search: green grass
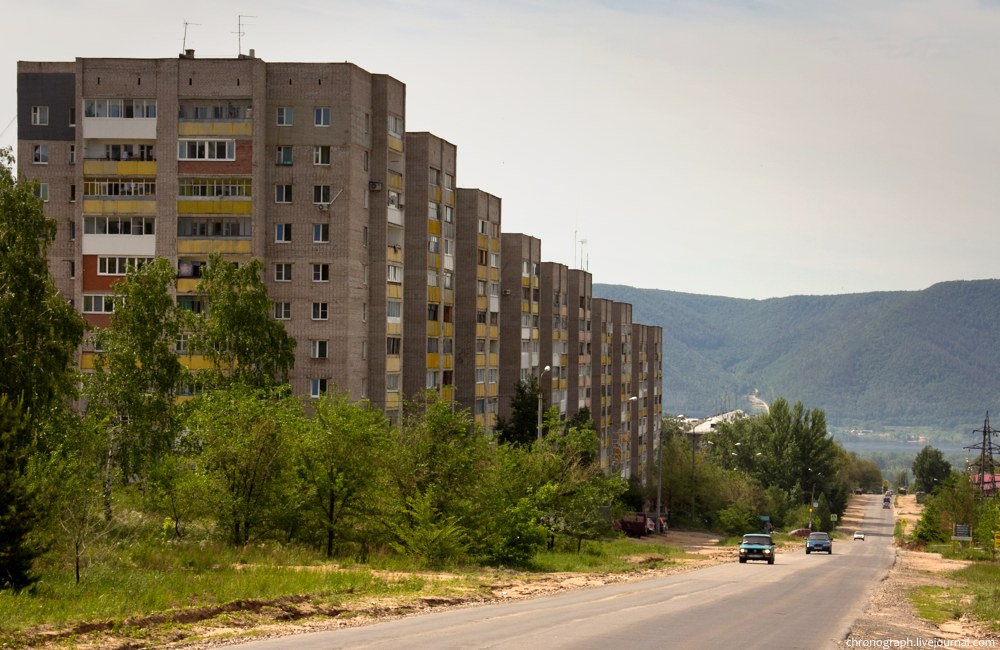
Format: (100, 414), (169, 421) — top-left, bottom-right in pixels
(907, 561), (1000, 632)
(910, 585), (964, 624)
(525, 537), (692, 573)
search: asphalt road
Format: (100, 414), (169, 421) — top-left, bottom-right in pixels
(236, 495), (894, 650)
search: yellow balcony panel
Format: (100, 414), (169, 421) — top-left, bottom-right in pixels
(387, 322), (402, 336)
(177, 278), (200, 293)
(386, 357), (402, 372)
(428, 219), (442, 236)
(388, 171), (404, 191)
(489, 326), (499, 339)
(441, 386), (455, 402)
(177, 199), (253, 215)
(388, 135), (404, 154)
(387, 284), (403, 300)
(442, 289), (453, 304)
(426, 352), (440, 367)
(441, 355), (453, 370)
(477, 266), (488, 280)
(178, 122), (253, 137)
(387, 245), (403, 262)
(489, 353), (499, 366)
(176, 239), (252, 255)
(427, 321), (440, 337)
(490, 268), (500, 281)
(83, 199), (156, 215)
(433, 187), (441, 202)
(385, 392), (401, 408)
(442, 323), (453, 337)
(80, 352), (97, 370)
(476, 323), (487, 337)
(475, 384), (486, 398)
(180, 354), (215, 370)
(83, 160), (157, 176)
(427, 286), (441, 303)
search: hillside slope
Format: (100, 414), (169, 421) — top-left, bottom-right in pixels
(594, 280), (1000, 429)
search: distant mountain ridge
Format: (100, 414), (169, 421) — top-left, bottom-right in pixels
(594, 280), (1000, 431)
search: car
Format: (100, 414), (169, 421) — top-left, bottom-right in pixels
(883, 502), (891, 509)
(806, 531), (833, 554)
(739, 533), (776, 564)
(853, 530), (865, 541)
(788, 528), (813, 538)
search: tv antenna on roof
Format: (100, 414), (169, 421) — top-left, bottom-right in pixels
(236, 15), (257, 56)
(181, 21), (201, 52)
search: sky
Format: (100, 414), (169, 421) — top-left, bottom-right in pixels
(3, 0), (999, 300)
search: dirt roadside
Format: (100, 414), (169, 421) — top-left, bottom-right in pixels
(836, 494), (998, 646)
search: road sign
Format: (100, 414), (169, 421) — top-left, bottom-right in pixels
(994, 533), (1000, 550)
(830, 514), (838, 522)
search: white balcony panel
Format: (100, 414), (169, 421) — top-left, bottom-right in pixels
(387, 206), (404, 226)
(83, 117), (157, 140)
(82, 234), (156, 256)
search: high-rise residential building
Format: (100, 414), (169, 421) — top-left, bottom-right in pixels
(498, 233), (542, 424)
(455, 188), (502, 433)
(402, 133), (456, 404)
(17, 54), (406, 418)
(539, 262), (569, 421)
(566, 269), (593, 419)
(592, 298), (636, 475)
(633, 323), (664, 482)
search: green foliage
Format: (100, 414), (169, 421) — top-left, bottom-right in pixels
(192, 254), (296, 387)
(718, 501), (757, 537)
(496, 377), (541, 446)
(912, 498), (947, 543)
(389, 489), (469, 568)
(911, 446), (952, 493)
(0, 397), (43, 590)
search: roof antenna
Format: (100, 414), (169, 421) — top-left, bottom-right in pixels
(236, 15), (257, 56)
(182, 21), (200, 53)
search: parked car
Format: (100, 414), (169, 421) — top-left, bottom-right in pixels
(806, 531), (833, 554)
(883, 501), (891, 509)
(853, 530), (865, 541)
(739, 533), (776, 564)
(788, 528), (812, 538)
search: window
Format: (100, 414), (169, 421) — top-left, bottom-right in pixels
(477, 280), (487, 296)
(312, 302), (328, 320)
(310, 378), (328, 398)
(313, 146), (330, 165)
(313, 223), (329, 243)
(388, 191), (401, 208)
(387, 263), (402, 283)
(476, 368), (486, 384)
(31, 106), (49, 126)
(427, 338), (439, 353)
(478, 249), (488, 266)
(386, 337), (401, 355)
(66, 260), (75, 279)
(275, 185), (293, 203)
(387, 300), (402, 322)
(313, 185), (331, 204)
(276, 146), (293, 165)
(444, 205), (454, 223)
(311, 340), (328, 359)
(35, 183), (49, 202)
(314, 107), (330, 126)
(429, 168), (440, 186)
(177, 140), (235, 160)
(98, 256), (151, 275)
(476, 338), (486, 353)
(275, 263), (292, 282)
(275, 223), (292, 242)
(85, 216), (155, 235)
(427, 303), (439, 321)
(177, 296), (205, 313)
(68, 145), (76, 165)
(68, 107), (76, 127)
(428, 236), (440, 253)
(388, 114), (403, 137)
(426, 371), (440, 390)
(277, 107), (293, 126)
(312, 264), (329, 282)
(33, 145), (48, 164)
(490, 252), (500, 268)
(83, 294), (115, 313)
(175, 334), (189, 354)
(428, 202), (440, 220)
(178, 178), (252, 198)
(273, 301), (291, 320)
(444, 173), (454, 190)
(427, 271), (438, 287)
(386, 373), (400, 392)
(443, 271), (453, 289)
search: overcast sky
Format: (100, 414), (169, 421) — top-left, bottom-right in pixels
(3, 0), (999, 299)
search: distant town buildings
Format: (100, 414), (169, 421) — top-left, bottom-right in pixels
(16, 51), (662, 478)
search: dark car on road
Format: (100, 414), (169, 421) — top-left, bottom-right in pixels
(806, 531), (833, 554)
(739, 534), (776, 564)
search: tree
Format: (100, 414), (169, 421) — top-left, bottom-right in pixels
(297, 390), (389, 557)
(0, 149), (86, 589)
(84, 258), (188, 517)
(0, 148), (86, 424)
(185, 383), (304, 545)
(912, 446), (951, 493)
(193, 254), (296, 387)
(496, 378), (541, 446)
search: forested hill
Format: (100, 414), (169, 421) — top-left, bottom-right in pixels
(594, 280), (1000, 431)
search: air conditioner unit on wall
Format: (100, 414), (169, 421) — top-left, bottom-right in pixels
(368, 181), (383, 192)
(317, 203), (328, 211)
(502, 289), (512, 296)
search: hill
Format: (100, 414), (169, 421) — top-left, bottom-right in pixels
(594, 280), (1000, 433)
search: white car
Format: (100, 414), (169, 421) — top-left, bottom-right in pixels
(853, 530), (865, 541)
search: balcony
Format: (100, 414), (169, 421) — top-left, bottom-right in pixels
(84, 160), (157, 176)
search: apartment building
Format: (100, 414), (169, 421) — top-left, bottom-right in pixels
(17, 53), (406, 418)
(455, 188), (502, 432)
(18, 52), (661, 454)
(633, 323), (664, 482)
(402, 133), (457, 404)
(498, 233), (542, 424)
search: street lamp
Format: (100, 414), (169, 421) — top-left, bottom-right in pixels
(536, 365), (550, 441)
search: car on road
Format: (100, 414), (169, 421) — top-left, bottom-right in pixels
(883, 501), (891, 509)
(853, 530), (865, 541)
(739, 533), (776, 564)
(806, 531), (833, 554)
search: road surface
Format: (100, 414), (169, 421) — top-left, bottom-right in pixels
(236, 495), (894, 650)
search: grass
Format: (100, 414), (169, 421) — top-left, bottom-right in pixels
(0, 534), (698, 646)
(907, 560), (1000, 632)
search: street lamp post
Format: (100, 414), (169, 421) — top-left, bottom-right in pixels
(536, 365), (550, 441)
